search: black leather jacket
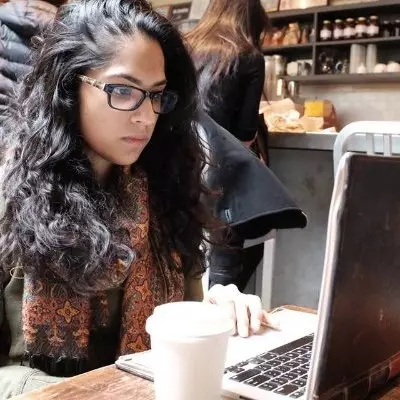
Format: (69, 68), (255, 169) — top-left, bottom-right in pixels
(198, 111), (307, 240)
(0, 0), (56, 122)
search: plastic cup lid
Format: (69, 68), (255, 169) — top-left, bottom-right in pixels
(146, 301), (235, 339)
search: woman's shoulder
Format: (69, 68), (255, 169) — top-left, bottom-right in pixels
(237, 50), (265, 71)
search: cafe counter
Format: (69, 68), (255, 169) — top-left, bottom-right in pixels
(266, 132), (336, 309)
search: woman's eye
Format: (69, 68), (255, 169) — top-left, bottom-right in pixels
(113, 86), (132, 96)
(152, 91), (163, 100)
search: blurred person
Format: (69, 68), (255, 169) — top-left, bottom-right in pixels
(186, 0), (271, 290)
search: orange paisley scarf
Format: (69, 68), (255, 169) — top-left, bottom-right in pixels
(21, 170), (185, 376)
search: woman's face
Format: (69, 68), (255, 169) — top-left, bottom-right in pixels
(79, 33), (166, 172)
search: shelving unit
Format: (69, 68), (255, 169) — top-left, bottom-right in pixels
(281, 72), (400, 85)
(314, 36), (400, 48)
(264, 0), (400, 84)
(268, 0), (400, 21)
(262, 43), (312, 54)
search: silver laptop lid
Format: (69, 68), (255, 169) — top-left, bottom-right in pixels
(308, 153), (400, 400)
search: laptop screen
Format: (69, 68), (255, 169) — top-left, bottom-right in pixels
(315, 154), (400, 399)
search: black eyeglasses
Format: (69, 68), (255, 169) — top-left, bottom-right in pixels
(77, 74), (178, 114)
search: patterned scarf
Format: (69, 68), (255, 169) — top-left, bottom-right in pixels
(21, 170), (185, 376)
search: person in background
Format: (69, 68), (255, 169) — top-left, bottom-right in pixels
(186, 0), (268, 148)
(0, 0), (66, 127)
(0, 1), (273, 397)
(186, 0), (270, 290)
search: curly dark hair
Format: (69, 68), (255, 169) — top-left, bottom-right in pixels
(0, 0), (211, 293)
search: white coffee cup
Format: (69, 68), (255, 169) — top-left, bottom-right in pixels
(146, 301), (234, 400)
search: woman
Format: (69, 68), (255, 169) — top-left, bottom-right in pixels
(186, 0), (269, 147)
(0, 0), (269, 397)
(186, 0), (270, 290)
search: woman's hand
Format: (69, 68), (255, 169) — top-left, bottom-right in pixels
(204, 284), (279, 338)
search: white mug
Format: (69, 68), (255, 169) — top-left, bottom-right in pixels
(387, 61), (400, 73)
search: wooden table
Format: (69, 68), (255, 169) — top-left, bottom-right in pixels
(13, 305), (400, 399)
(13, 364), (400, 400)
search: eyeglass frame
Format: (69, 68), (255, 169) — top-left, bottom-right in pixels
(77, 74), (178, 114)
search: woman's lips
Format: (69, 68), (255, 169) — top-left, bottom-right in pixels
(121, 136), (148, 145)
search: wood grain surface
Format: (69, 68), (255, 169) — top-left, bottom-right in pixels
(13, 364), (400, 400)
(14, 305), (400, 399)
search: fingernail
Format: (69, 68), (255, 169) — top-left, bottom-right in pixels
(270, 321), (281, 330)
(239, 326), (249, 338)
(252, 321), (261, 332)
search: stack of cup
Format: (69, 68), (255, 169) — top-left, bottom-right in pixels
(146, 301), (235, 400)
(366, 44), (378, 73)
(350, 44), (366, 74)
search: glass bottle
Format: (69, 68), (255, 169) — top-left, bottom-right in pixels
(382, 20), (393, 38)
(344, 18), (356, 39)
(320, 20), (332, 41)
(333, 19), (344, 40)
(394, 19), (400, 36)
(300, 25), (311, 44)
(355, 17), (367, 39)
(272, 55), (285, 77)
(367, 16), (380, 38)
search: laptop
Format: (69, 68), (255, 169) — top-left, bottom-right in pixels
(116, 153), (400, 399)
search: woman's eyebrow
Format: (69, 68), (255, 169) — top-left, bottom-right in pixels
(106, 73), (167, 88)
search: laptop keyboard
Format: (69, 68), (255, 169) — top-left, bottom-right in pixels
(224, 334), (314, 398)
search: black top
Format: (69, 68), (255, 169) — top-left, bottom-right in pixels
(203, 52), (265, 142)
(198, 110), (307, 239)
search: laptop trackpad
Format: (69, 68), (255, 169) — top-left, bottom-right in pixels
(225, 308), (318, 368)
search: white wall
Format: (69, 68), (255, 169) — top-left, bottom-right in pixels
(300, 83), (400, 128)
